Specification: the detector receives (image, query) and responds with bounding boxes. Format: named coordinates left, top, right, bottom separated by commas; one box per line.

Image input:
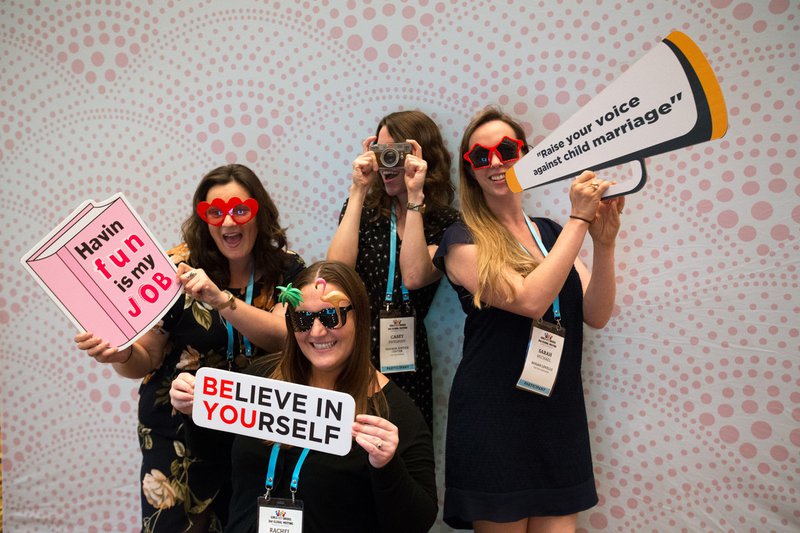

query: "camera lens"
left=381, top=148, right=399, bottom=167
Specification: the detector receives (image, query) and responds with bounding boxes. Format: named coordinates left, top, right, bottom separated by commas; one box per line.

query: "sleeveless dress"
left=433, top=219, right=597, bottom=528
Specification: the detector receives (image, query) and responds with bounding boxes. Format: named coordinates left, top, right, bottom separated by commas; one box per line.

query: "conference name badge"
left=378, top=309, right=416, bottom=373
left=516, top=320, right=565, bottom=397
left=258, top=497, right=303, bottom=533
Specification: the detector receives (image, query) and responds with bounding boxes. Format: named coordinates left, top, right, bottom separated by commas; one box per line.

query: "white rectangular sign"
left=193, top=367, right=356, bottom=456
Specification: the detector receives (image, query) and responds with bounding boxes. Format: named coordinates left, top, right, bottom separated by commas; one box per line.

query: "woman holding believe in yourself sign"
left=75, top=164, right=304, bottom=532
left=170, top=261, right=438, bottom=533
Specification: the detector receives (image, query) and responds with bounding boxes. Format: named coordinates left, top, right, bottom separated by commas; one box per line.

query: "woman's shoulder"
left=433, top=221, right=472, bottom=267
left=441, top=220, right=472, bottom=244
left=166, top=242, right=191, bottom=266
left=275, top=248, right=306, bottom=283
left=428, top=204, right=459, bottom=223
left=423, top=205, right=458, bottom=232
left=283, top=248, right=305, bottom=266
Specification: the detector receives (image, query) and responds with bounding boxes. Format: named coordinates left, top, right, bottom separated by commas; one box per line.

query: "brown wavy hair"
left=181, top=164, right=289, bottom=288
left=271, top=261, right=387, bottom=417
left=458, top=107, right=537, bottom=308
left=365, top=110, right=455, bottom=220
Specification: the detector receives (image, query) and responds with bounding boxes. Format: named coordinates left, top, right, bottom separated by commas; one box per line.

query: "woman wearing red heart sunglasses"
left=433, top=108, right=624, bottom=532
left=326, top=110, right=459, bottom=432
left=75, top=164, right=305, bottom=532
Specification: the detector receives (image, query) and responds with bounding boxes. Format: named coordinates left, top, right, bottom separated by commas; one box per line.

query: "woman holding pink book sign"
left=75, top=164, right=304, bottom=532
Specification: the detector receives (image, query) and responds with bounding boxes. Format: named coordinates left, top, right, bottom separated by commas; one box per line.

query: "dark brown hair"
left=181, top=164, right=289, bottom=288
left=365, top=110, right=455, bottom=220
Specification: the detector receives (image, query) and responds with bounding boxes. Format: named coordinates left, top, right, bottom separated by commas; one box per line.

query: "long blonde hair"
left=458, top=108, right=537, bottom=308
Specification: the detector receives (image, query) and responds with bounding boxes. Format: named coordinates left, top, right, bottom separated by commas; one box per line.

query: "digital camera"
left=371, top=142, right=413, bottom=171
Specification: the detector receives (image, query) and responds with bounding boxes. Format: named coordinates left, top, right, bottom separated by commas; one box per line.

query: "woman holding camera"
left=326, top=110, right=458, bottom=430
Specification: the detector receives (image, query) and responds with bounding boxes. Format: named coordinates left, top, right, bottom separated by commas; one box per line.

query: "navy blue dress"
left=433, top=219, right=597, bottom=528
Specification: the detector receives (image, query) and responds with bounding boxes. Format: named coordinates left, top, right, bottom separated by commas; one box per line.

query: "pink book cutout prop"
left=21, top=193, right=182, bottom=349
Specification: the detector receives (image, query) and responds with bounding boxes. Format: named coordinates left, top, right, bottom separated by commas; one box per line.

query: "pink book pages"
left=21, top=193, right=182, bottom=348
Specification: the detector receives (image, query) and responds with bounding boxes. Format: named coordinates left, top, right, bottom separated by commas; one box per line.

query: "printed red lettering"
left=203, top=376, right=218, bottom=396
left=139, top=284, right=159, bottom=303
left=220, top=405, right=237, bottom=424
left=152, top=271, right=172, bottom=290
left=203, top=400, right=219, bottom=420
left=219, top=379, right=233, bottom=399
left=241, top=409, right=256, bottom=428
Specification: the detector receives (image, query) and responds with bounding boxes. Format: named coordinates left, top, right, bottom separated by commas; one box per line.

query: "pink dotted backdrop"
left=1, top=1, right=797, bottom=531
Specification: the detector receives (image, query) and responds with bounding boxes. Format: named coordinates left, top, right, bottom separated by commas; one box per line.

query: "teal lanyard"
left=225, top=268, right=255, bottom=361
left=385, top=205, right=410, bottom=309
left=264, top=443, right=310, bottom=501
left=521, top=212, right=562, bottom=323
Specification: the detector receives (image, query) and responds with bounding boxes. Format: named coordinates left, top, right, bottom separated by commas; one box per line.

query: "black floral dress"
left=339, top=200, right=459, bottom=430
left=137, top=243, right=304, bottom=533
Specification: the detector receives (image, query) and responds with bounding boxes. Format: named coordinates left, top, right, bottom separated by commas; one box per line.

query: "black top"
left=433, top=220, right=597, bottom=527
left=340, top=199, right=459, bottom=429
left=137, top=243, right=304, bottom=530
left=225, top=381, right=438, bottom=533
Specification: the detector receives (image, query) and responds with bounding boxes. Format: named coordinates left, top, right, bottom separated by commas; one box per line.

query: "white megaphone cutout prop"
left=507, top=31, right=728, bottom=197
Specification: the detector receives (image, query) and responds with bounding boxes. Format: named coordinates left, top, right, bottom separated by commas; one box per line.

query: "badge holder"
left=257, top=497, right=304, bottom=533
left=379, top=304, right=416, bottom=374
left=516, top=318, right=565, bottom=397
left=515, top=212, right=567, bottom=396
left=257, top=444, right=307, bottom=533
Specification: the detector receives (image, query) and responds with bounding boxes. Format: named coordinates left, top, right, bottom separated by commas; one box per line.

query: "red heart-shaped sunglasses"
left=196, top=197, right=259, bottom=226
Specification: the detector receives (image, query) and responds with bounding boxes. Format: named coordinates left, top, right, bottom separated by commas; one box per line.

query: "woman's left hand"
left=352, top=413, right=399, bottom=468
left=176, top=263, right=227, bottom=308
left=403, top=139, right=427, bottom=203
left=170, top=372, right=196, bottom=415
left=588, top=195, right=625, bottom=247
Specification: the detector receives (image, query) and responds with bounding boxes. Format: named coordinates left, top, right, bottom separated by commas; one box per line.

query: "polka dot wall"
left=1, top=0, right=797, bottom=531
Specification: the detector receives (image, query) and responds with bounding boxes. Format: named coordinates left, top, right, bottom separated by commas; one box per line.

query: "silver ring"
left=186, top=269, right=198, bottom=279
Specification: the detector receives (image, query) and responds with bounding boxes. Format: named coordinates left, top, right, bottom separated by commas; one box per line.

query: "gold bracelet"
left=407, top=202, right=426, bottom=214
left=215, top=290, right=238, bottom=311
